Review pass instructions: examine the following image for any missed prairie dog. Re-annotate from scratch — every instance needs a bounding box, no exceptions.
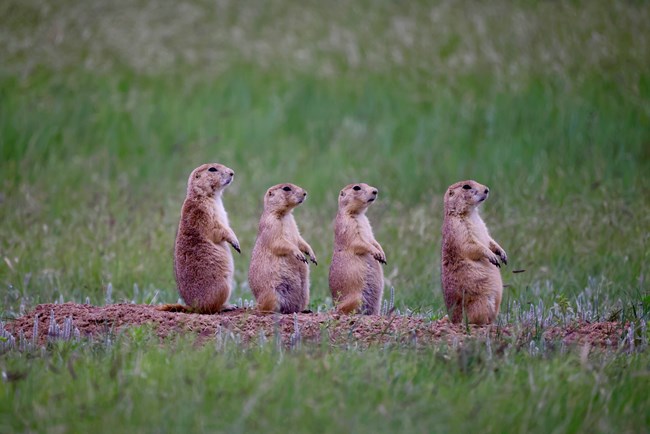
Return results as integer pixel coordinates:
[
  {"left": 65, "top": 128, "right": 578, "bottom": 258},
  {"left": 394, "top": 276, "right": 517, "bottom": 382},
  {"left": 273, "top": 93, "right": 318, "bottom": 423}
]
[
  {"left": 248, "top": 183, "right": 317, "bottom": 314},
  {"left": 159, "top": 163, "right": 241, "bottom": 314},
  {"left": 329, "top": 183, "right": 386, "bottom": 315},
  {"left": 441, "top": 180, "right": 507, "bottom": 325}
]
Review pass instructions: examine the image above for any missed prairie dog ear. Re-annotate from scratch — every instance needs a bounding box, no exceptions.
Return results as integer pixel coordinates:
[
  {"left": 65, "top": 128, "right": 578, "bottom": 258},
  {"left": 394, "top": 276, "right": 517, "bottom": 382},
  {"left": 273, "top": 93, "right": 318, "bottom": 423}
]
[
  {"left": 340, "top": 191, "right": 346, "bottom": 197},
  {"left": 195, "top": 173, "right": 201, "bottom": 179},
  {"left": 449, "top": 191, "right": 454, "bottom": 196},
  {"left": 268, "top": 191, "right": 274, "bottom": 197}
]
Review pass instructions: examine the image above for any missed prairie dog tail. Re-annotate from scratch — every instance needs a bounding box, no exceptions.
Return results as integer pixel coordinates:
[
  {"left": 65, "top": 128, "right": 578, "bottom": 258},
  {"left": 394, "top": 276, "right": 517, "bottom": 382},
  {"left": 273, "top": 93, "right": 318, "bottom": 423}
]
[
  {"left": 256, "top": 291, "right": 280, "bottom": 313},
  {"left": 335, "top": 292, "right": 363, "bottom": 314},
  {"left": 156, "top": 303, "right": 193, "bottom": 313}
]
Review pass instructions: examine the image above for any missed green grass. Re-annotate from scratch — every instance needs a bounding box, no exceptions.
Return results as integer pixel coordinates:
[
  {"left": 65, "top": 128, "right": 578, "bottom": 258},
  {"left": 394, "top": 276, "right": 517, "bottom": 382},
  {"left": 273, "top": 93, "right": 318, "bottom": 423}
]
[
  {"left": 1, "top": 332, "right": 649, "bottom": 434},
  {"left": 1, "top": 68, "right": 647, "bottom": 312},
  {"left": 1, "top": 0, "right": 649, "bottom": 432}
]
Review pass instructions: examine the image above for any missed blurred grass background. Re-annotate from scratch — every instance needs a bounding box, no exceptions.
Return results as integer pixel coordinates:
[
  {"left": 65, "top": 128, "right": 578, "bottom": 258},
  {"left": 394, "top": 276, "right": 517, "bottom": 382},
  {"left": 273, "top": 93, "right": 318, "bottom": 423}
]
[{"left": 1, "top": 0, "right": 649, "bottom": 314}]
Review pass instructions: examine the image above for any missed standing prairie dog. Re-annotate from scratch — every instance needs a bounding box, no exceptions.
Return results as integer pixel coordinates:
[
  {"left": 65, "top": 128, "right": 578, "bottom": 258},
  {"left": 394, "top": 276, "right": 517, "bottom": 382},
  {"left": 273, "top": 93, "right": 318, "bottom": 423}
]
[
  {"left": 441, "top": 180, "right": 507, "bottom": 325},
  {"left": 248, "top": 183, "right": 317, "bottom": 314},
  {"left": 159, "top": 163, "right": 241, "bottom": 314},
  {"left": 329, "top": 183, "right": 386, "bottom": 315}
]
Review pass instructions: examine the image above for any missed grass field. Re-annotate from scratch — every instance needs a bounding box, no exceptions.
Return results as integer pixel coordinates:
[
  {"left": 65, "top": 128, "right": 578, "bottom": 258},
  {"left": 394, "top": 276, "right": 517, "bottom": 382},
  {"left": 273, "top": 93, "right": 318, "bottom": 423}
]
[{"left": 1, "top": 0, "right": 649, "bottom": 432}]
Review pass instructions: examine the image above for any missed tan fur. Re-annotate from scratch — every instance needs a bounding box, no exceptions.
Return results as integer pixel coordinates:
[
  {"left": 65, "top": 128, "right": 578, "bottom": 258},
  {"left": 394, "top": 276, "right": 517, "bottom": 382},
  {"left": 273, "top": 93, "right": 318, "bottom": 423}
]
[
  {"left": 158, "top": 163, "right": 241, "bottom": 314},
  {"left": 329, "top": 183, "right": 386, "bottom": 315},
  {"left": 441, "top": 180, "right": 507, "bottom": 325},
  {"left": 248, "top": 183, "right": 317, "bottom": 314}
]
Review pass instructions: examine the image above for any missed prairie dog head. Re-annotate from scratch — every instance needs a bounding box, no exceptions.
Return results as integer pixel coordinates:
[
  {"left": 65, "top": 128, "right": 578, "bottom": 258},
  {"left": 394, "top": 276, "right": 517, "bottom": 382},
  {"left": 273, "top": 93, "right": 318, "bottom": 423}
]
[
  {"left": 338, "top": 183, "right": 379, "bottom": 214},
  {"left": 444, "top": 180, "right": 490, "bottom": 215},
  {"left": 187, "top": 163, "right": 235, "bottom": 198},
  {"left": 264, "top": 183, "right": 307, "bottom": 214}
]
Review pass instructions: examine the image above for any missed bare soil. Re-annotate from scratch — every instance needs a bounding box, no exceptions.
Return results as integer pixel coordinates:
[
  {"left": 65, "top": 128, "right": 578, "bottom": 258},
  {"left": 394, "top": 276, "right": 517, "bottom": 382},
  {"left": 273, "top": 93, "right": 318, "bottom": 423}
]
[{"left": 6, "top": 303, "right": 625, "bottom": 349}]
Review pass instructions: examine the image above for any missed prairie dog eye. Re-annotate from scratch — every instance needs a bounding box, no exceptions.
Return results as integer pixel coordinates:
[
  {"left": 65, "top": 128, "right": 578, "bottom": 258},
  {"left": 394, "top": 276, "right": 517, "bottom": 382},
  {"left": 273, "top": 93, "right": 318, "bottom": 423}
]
[
  {"left": 282, "top": 186, "right": 292, "bottom": 192},
  {"left": 462, "top": 185, "right": 472, "bottom": 190},
  {"left": 208, "top": 167, "right": 218, "bottom": 172},
  {"left": 353, "top": 185, "right": 361, "bottom": 191}
]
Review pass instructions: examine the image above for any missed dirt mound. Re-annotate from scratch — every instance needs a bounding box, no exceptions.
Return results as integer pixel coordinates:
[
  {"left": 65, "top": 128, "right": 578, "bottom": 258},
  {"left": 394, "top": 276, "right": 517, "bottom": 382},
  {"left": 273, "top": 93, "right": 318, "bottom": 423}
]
[{"left": 4, "top": 303, "right": 626, "bottom": 349}]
